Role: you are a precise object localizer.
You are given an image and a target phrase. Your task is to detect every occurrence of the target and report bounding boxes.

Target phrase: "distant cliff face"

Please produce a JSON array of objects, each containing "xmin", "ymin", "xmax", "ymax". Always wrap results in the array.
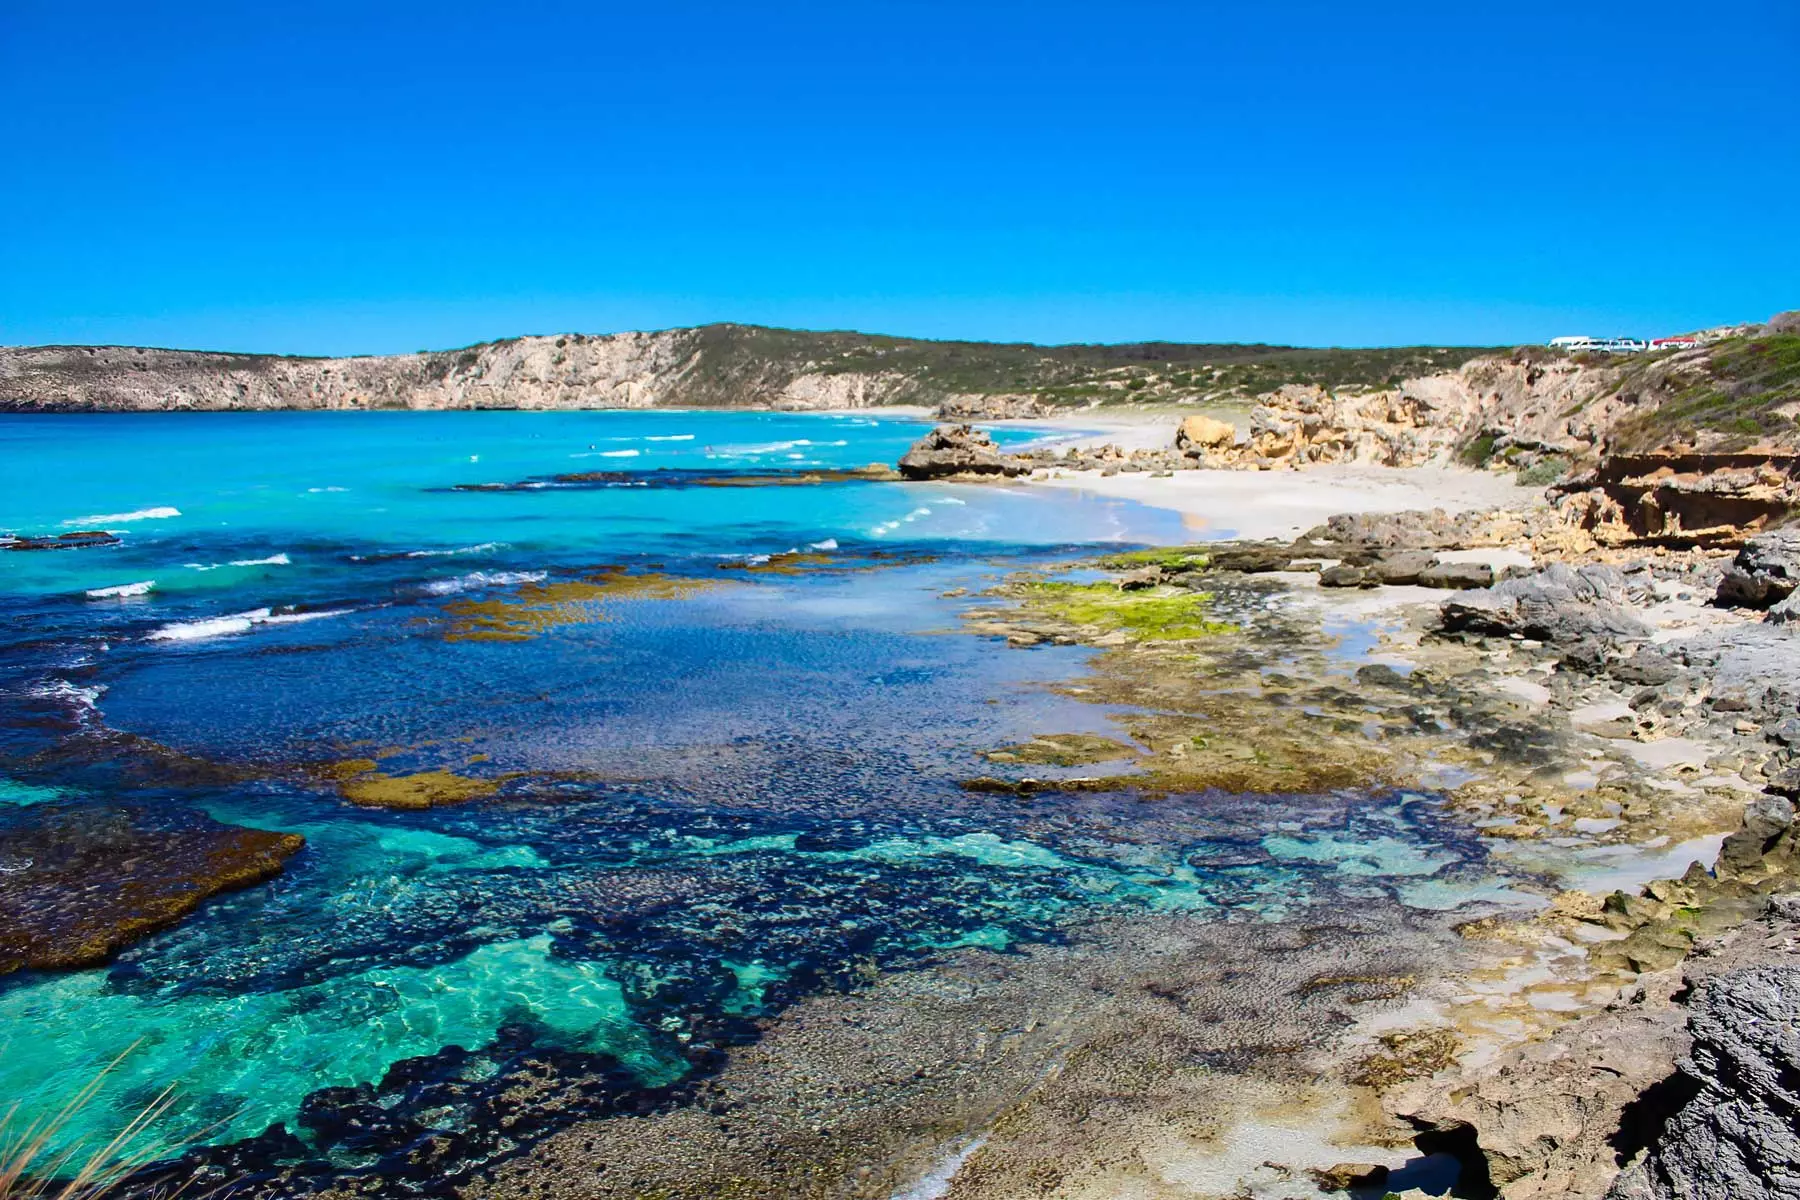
[
  {"xmin": 0, "ymin": 324, "xmax": 1504, "ymax": 414},
  {"xmin": 0, "ymin": 329, "xmax": 927, "ymax": 413}
]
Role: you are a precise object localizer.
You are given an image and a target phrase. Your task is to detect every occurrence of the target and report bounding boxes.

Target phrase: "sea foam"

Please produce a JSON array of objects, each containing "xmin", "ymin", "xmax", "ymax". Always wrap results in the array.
[
  {"xmin": 64, "ymin": 505, "xmax": 180, "ymax": 526},
  {"xmin": 148, "ymin": 607, "xmax": 351, "ymax": 642},
  {"xmin": 86, "ymin": 580, "xmax": 156, "ymax": 598},
  {"xmin": 421, "ymin": 571, "xmax": 547, "ymax": 596}
]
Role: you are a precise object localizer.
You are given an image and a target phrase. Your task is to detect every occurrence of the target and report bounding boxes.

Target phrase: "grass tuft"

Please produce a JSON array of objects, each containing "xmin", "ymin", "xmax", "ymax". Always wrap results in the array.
[{"xmin": 0, "ymin": 1045, "xmax": 200, "ymax": 1200}]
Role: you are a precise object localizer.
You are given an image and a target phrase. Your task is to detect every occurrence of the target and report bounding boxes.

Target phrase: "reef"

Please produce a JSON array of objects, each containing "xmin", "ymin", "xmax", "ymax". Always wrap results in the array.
[{"xmin": 0, "ymin": 804, "xmax": 303, "ymax": 974}]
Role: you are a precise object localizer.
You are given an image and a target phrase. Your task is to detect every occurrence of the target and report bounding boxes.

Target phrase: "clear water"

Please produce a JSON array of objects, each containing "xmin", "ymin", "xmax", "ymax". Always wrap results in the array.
[{"xmin": 0, "ymin": 412, "xmax": 1522, "ymax": 1187}]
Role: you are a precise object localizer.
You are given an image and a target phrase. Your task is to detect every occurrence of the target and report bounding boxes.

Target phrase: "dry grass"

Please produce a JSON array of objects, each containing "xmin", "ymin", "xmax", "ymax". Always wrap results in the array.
[{"xmin": 0, "ymin": 1045, "xmax": 196, "ymax": 1200}]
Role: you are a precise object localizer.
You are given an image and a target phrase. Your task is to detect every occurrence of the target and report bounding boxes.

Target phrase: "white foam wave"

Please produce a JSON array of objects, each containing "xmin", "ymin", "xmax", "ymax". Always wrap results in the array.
[
  {"xmin": 148, "ymin": 606, "xmax": 350, "ymax": 642},
  {"xmin": 644, "ymin": 434, "xmax": 695, "ymax": 442},
  {"xmin": 230, "ymin": 553, "xmax": 290, "ymax": 567},
  {"xmin": 28, "ymin": 679, "xmax": 106, "ymax": 715},
  {"xmin": 598, "ymin": 448, "xmax": 640, "ymax": 458},
  {"xmin": 86, "ymin": 580, "xmax": 156, "ymax": 599},
  {"xmin": 421, "ymin": 570, "xmax": 547, "ymax": 596},
  {"xmin": 807, "ymin": 538, "xmax": 839, "ymax": 551},
  {"xmin": 869, "ymin": 507, "xmax": 933, "ymax": 537},
  {"xmin": 64, "ymin": 505, "xmax": 180, "ymax": 526},
  {"xmin": 404, "ymin": 542, "xmax": 505, "ymax": 558},
  {"xmin": 307, "ymin": 486, "xmax": 348, "ymax": 493}
]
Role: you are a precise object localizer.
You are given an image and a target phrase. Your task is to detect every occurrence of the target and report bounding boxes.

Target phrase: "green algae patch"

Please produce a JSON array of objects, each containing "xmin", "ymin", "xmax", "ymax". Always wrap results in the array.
[
  {"xmin": 444, "ymin": 570, "xmax": 728, "ymax": 642},
  {"xmin": 1096, "ymin": 545, "xmax": 1212, "ymax": 571},
  {"xmin": 982, "ymin": 732, "xmax": 1140, "ymax": 766},
  {"xmin": 1018, "ymin": 582, "xmax": 1236, "ymax": 642},
  {"xmin": 337, "ymin": 768, "xmax": 500, "ymax": 810}
]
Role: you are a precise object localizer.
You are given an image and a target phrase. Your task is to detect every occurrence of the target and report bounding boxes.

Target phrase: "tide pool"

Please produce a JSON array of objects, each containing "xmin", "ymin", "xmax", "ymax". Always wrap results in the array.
[{"xmin": 0, "ymin": 411, "xmax": 1520, "ymax": 1188}]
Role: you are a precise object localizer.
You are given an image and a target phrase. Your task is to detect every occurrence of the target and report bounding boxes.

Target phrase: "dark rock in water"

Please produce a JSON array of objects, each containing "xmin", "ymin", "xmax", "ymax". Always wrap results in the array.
[
  {"xmin": 1718, "ymin": 531, "xmax": 1800, "ymax": 609},
  {"xmin": 0, "ymin": 804, "xmax": 304, "ymax": 974},
  {"xmin": 2, "ymin": 530, "xmax": 122, "ymax": 551},
  {"xmin": 1606, "ymin": 965, "xmax": 1800, "ymax": 1199},
  {"xmin": 1418, "ymin": 561, "xmax": 1494, "ymax": 590},
  {"xmin": 897, "ymin": 424, "xmax": 1031, "ymax": 481},
  {"xmin": 1319, "ymin": 564, "xmax": 1374, "ymax": 588},
  {"xmin": 1440, "ymin": 563, "xmax": 1651, "ymax": 644}
]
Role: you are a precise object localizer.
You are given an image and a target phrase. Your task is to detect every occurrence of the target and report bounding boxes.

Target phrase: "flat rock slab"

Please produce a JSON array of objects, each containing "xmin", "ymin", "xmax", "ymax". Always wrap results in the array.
[{"xmin": 0, "ymin": 804, "xmax": 303, "ymax": 974}]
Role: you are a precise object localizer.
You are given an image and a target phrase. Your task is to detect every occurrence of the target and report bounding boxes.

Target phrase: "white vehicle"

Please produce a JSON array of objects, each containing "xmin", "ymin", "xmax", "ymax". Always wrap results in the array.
[{"xmin": 1549, "ymin": 335, "xmax": 1598, "ymax": 350}]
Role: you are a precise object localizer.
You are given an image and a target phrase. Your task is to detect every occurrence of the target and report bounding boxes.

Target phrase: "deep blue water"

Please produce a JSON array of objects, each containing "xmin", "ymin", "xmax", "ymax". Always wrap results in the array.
[{"xmin": 0, "ymin": 411, "xmax": 1514, "ymax": 1187}]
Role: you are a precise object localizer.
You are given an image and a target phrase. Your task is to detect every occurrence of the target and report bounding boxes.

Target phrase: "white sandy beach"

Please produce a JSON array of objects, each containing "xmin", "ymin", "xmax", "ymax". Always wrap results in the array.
[{"xmin": 981, "ymin": 410, "xmax": 1541, "ymax": 542}]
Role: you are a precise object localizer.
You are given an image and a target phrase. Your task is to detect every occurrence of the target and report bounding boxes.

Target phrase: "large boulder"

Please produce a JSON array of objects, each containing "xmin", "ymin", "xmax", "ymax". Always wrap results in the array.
[
  {"xmin": 1718, "ymin": 531, "xmax": 1800, "ymax": 609},
  {"xmin": 1606, "ymin": 965, "xmax": 1800, "ymax": 1199},
  {"xmin": 1440, "ymin": 563, "xmax": 1650, "ymax": 644},
  {"xmin": 1175, "ymin": 414, "xmax": 1236, "ymax": 452},
  {"xmin": 897, "ymin": 424, "xmax": 1032, "ymax": 480}
]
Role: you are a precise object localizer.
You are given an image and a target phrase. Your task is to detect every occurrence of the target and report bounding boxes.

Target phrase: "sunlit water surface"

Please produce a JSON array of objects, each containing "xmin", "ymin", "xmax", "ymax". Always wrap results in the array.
[{"xmin": 0, "ymin": 412, "xmax": 1523, "ymax": 1186}]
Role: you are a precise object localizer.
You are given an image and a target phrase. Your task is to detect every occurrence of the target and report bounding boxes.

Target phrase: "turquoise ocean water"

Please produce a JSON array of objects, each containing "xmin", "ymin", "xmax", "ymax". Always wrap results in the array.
[{"xmin": 0, "ymin": 411, "xmax": 1515, "ymax": 1192}]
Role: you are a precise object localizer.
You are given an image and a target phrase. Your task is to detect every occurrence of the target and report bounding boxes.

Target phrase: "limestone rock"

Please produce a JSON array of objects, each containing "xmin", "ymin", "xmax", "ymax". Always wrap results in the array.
[
  {"xmin": 1606, "ymin": 966, "xmax": 1800, "ymax": 1200},
  {"xmin": 937, "ymin": 393, "xmax": 1045, "ymax": 420},
  {"xmin": 1174, "ymin": 414, "xmax": 1236, "ymax": 451},
  {"xmin": 1440, "ymin": 563, "xmax": 1651, "ymax": 644},
  {"xmin": 897, "ymin": 425, "xmax": 1031, "ymax": 481},
  {"xmin": 1418, "ymin": 561, "xmax": 1495, "ymax": 590},
  {"xmin": 1718, "ymin": 531, "xmax": 1800, "ymax": 609}
]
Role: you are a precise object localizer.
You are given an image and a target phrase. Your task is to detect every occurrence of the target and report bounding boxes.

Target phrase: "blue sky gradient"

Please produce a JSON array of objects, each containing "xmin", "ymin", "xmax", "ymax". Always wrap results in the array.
[{"xmin": 2, "ymin": 0, "xmax": 1794, "ymax": 354}]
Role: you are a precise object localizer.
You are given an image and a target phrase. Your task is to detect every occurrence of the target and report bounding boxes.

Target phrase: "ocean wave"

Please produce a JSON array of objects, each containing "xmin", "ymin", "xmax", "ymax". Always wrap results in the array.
[
  {"xmin": 870, "ymin": 507, "xmax": 933, "ymax": 537},
  {"xmin": 307, "ymin": 486, "xmax": 348, "ymax": 493},
  {"xmin": 27, "ymin": 678, "xmax": 106, "ymax": 716},
  {"xmin": 391, "ymin": 542, "xmax": 506, "ymax": 559},
  {"xmin": 598, "ymin": 448, "xmax": 639, "ymax": 458},
  {"xmin": 184, "ymin": 552, "xmax": 292, "ymax": 572},
  {"xmin": 420, "ymin": 570, "xmax": 547, "ymax": 596},
  {"xmin": 86, "ymin": 580, "xmax": 156, "ymax": 599},
  {"xmin": 148, "ymin": 606, "xmax": 351, "ymax": 642},
  {"xmin": 63, "ymin": 505, "xmax": 180, "ymax": 526},
  {"xmin": 807, "ymin": 538, "xmax": 839, "ymax": 551},
  {"xmin": 644, "ymin": 434, "xmax": 695, "ymax": 442}
]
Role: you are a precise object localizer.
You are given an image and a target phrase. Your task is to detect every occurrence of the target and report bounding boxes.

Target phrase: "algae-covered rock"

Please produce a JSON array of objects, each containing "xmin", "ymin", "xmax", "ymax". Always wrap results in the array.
[
  {"xmin": 336, "ymin": 768, "xmax": 500, "ymax": 810},
  {"xmin": 0, "ymin": 804, "xmax": 303, "ymax": 974},
  {"xmin": 981, "ymin": 733, "xmax": 1139, "ymax": 767}
]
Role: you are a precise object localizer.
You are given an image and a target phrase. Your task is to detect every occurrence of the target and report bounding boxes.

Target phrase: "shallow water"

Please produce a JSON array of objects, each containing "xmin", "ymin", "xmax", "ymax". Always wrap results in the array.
[{"xmin": 0, "ymin": 412, "xmax": 1525, "ymax": 1188}]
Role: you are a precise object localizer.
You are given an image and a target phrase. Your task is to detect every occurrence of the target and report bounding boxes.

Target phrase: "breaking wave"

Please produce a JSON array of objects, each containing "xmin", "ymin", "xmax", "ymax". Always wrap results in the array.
[
  {"xmin": 63, "ymin": 505, "xmax": 180, "ymax": 526},
  {"xmin": 86, "ymin": 580, "xmax": 156, "ymax": 599}
]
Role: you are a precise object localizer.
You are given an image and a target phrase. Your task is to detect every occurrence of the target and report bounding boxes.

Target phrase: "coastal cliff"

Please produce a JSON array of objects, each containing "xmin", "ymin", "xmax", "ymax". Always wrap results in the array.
[{"xmin": 0, "ymin": 325, "xmax": 1501, "ymax": 413}]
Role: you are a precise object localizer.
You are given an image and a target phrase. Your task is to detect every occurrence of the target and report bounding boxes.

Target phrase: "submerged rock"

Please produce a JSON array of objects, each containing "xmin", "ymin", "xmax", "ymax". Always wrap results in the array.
[
  {"xmin": 896, "ymin": 424, "xmax": 1031, "ymax": 480},
  {"xmin": 1, "ymin": 530, "xmax": 122, "ymax": 551},
  {"xmin": 0, "ymin": 805, "xmax": 303, "ymax": 974}
]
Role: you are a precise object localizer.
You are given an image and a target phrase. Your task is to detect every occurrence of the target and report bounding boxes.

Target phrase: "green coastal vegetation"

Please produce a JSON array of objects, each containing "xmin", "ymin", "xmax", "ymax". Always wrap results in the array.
[
  {"xmin": 1608, "ymin": 332, "xmax": 1800, "ymax": 452},
  {"xmin": 652, "ymin": 324, "xmax": 1507, "ymax": 408}
]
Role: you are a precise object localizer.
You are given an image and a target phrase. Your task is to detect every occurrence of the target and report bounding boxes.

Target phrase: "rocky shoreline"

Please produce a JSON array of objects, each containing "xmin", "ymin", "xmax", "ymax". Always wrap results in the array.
[{"xmin": 864, "ymin": 363, "xmax": 1800, "ymax": 1196}]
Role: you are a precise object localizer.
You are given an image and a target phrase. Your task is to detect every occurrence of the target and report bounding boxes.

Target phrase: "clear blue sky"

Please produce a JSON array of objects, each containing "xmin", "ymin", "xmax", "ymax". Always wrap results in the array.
[{"xmin": 2, "ymin": 1, "xmax": 1794, "ymax": 354}]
